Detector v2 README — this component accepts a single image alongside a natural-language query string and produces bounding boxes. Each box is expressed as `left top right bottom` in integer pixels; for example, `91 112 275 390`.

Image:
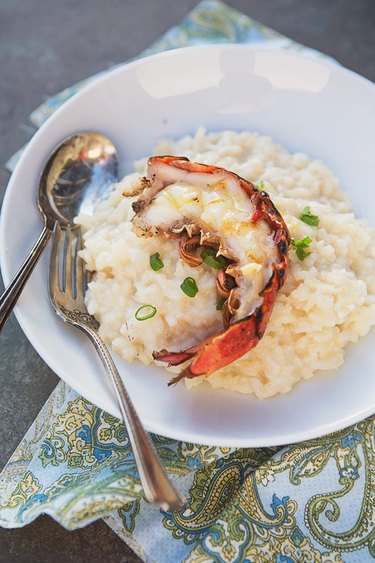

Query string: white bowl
1 45 375 447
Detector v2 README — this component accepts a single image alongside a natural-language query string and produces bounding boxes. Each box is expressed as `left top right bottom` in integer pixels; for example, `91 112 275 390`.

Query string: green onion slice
150 252 164 271
135 304 157 321
290 236 312 249
296 248 312 261
257 180 265 190
291 236 312 261
201 247 227 270
180 277 198 298
216 297 226 311
299 207 320 226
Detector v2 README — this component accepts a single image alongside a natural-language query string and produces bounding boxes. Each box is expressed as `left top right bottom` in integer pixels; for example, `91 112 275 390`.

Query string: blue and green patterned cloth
1 2 374 561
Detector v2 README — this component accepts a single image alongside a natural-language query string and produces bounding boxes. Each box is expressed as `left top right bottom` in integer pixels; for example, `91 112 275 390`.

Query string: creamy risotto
76 129 375 398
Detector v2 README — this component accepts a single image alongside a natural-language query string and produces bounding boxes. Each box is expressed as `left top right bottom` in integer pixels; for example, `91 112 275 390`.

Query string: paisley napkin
1 1 374 561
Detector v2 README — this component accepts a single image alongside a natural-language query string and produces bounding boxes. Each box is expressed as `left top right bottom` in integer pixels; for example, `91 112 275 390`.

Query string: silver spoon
0 132 117 332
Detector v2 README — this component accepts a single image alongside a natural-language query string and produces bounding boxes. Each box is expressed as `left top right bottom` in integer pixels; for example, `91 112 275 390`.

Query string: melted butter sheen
143 181 276 304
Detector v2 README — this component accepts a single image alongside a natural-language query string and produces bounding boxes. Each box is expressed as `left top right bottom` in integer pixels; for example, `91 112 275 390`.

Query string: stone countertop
0 0 374 561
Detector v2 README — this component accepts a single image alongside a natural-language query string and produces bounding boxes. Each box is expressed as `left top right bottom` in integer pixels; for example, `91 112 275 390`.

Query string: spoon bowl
0 132 118 332
40 132 118 228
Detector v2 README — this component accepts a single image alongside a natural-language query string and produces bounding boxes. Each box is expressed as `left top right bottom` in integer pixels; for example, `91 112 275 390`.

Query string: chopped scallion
299 207 320 226
291 236 312 261
180 277 198 298
216 297 226 311
296 248 311 261
290 236 312 249
135 304 157 321
201 247 226 270
150 252 164 271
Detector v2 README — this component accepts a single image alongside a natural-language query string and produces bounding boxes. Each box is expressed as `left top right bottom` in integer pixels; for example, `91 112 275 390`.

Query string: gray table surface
0 0 374 561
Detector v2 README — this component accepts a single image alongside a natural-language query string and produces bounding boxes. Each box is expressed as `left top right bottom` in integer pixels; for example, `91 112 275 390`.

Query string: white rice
76 129 375 398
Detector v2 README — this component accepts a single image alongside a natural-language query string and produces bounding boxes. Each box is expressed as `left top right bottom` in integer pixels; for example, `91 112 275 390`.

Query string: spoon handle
83 324 185 511
0 226 52 332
